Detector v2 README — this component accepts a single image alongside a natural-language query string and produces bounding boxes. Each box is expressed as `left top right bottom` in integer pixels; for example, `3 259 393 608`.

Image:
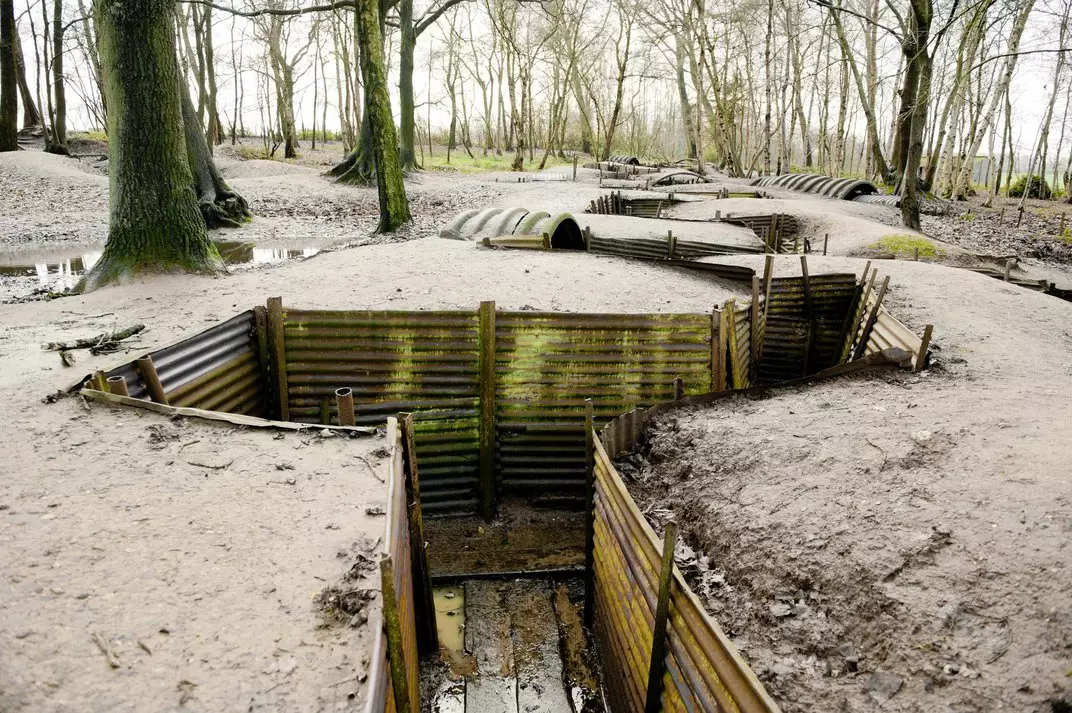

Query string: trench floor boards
433 579 584 713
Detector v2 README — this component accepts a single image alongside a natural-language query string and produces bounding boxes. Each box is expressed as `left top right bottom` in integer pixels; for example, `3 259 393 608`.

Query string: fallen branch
92 631 120 668
187 459 234 470
44 324 146 355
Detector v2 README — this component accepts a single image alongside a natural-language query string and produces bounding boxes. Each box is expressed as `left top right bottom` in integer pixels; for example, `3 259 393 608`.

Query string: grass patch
869 234 945 258
421 151 575 174
234 145 276 161
71 130 108 142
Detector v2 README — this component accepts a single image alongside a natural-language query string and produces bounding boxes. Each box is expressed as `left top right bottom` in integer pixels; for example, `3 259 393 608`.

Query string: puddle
433 585 465 653
0 240 321 293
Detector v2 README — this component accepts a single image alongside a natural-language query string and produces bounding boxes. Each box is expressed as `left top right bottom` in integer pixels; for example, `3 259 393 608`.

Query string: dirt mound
219 158 321 179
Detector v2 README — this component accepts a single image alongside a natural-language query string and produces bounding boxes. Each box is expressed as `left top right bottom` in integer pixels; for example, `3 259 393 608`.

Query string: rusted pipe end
106 375 129 397
336 387 356 427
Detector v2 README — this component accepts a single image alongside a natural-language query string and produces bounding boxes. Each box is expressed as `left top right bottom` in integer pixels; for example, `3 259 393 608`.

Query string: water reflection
0 240 320 291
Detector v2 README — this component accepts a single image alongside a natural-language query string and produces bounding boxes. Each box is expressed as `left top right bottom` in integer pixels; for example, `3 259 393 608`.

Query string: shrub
1008 174 1052 199
868 234 945 258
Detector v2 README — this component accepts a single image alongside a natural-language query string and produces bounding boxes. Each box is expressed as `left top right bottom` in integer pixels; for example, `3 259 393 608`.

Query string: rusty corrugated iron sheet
439 207 584 249
592 437 780 712
104 311 266 416
757 274 860 383
282 309 481 512
495 311 714 495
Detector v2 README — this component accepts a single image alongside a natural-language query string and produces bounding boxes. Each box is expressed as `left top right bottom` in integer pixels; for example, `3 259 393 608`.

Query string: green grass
421 151 575 174
72 130 108 142
868 234 945 258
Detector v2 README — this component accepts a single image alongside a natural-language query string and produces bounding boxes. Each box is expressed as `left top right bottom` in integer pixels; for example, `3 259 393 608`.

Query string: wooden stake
643 520 679 713
477 301 497 521
136 356 168 405
583 400 595 631
800 256 814 376
252 305 273 416
852 276 891 361
673 377 684 401
572 155 578 181
266 297 290 421
913 247 919 261
823 233 829 256
666 230 676 259
380 556 414 713
1004 259 1013 282
750 275 761 383
711 306 726 392
915 325 934 372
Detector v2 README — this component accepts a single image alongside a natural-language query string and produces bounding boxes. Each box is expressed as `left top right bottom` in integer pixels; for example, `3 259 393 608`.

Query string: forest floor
0 141 1069 712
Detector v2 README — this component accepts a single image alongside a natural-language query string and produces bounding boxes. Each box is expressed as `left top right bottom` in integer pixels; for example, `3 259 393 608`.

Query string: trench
77 264 931 712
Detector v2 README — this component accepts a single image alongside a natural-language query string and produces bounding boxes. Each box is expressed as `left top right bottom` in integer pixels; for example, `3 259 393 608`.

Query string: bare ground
0 148 1070 712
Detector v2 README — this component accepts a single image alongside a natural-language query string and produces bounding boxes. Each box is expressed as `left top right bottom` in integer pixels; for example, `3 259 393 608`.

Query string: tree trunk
82 0 224 291
47 0 67 153
0 0 16 150
13 32 42 128
355 0 409 231
180 86 250 229
951 0 1035 197
900 0 932 231
398 0 417 171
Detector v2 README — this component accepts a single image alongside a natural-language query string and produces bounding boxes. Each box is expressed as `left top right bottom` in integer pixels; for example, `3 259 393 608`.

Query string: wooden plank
399 413 438 654
750 276 761 383
252 305 272 415
800 256 814 375
464 581 518 713
477 301 497 521
266 297 290 421
506 583 572 713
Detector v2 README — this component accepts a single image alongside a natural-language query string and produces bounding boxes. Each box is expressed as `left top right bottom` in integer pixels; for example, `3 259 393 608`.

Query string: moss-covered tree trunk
355 0 409 231
180 85 251 228
0 0 17 151
81 0 223 291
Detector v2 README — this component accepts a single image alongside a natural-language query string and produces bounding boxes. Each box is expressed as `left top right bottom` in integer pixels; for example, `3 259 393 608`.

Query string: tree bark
180 86 250 228
355 0 409 231
398 0 417 171
47 0 67 153
82 0 224 291
0 0 16 150
900 0 932 231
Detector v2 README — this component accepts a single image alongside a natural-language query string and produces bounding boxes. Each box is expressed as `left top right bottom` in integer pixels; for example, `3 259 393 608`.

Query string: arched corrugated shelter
608 154 641 166
757 173 878 200
439 207 585 250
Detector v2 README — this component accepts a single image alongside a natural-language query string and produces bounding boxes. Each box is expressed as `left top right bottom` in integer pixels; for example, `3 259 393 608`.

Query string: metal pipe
335 387 355 426
106 375 129 397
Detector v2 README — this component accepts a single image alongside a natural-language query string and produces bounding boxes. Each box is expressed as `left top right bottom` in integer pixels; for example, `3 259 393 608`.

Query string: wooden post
723 300 739 389
673 377 684 401
583 226 592 251
750 275 761 383
136 356 168 405
915 325 934 372
1004 259 1013 282
852 276 891 360
573 155 578 181
666 230 675 259
380 556 414 713
399 413 439 653
478 301 497 521
999 205 1005 224
319 398 331 425
583 400 596 631
823 233 829 256
710 306 726 391
252 305 273 416
800 256 814 376
266 297 290 421
336 387 355 426
913 247 919 261
643 520 679 713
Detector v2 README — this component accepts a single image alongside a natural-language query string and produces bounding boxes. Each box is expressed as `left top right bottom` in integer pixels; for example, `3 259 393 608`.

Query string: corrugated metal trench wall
591 431 780 712
103 311 267 415
98 278 929 516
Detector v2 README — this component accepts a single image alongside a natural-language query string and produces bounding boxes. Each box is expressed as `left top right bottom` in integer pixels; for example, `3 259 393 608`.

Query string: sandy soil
622 255 1072 713
1 147 1070 712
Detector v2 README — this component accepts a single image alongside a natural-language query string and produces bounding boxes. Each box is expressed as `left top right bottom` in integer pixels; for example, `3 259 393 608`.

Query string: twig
865 438 888 470
187 459 234 470
177 440 201 453
43 324 146 354
354 455 385 483
92 631 120 668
